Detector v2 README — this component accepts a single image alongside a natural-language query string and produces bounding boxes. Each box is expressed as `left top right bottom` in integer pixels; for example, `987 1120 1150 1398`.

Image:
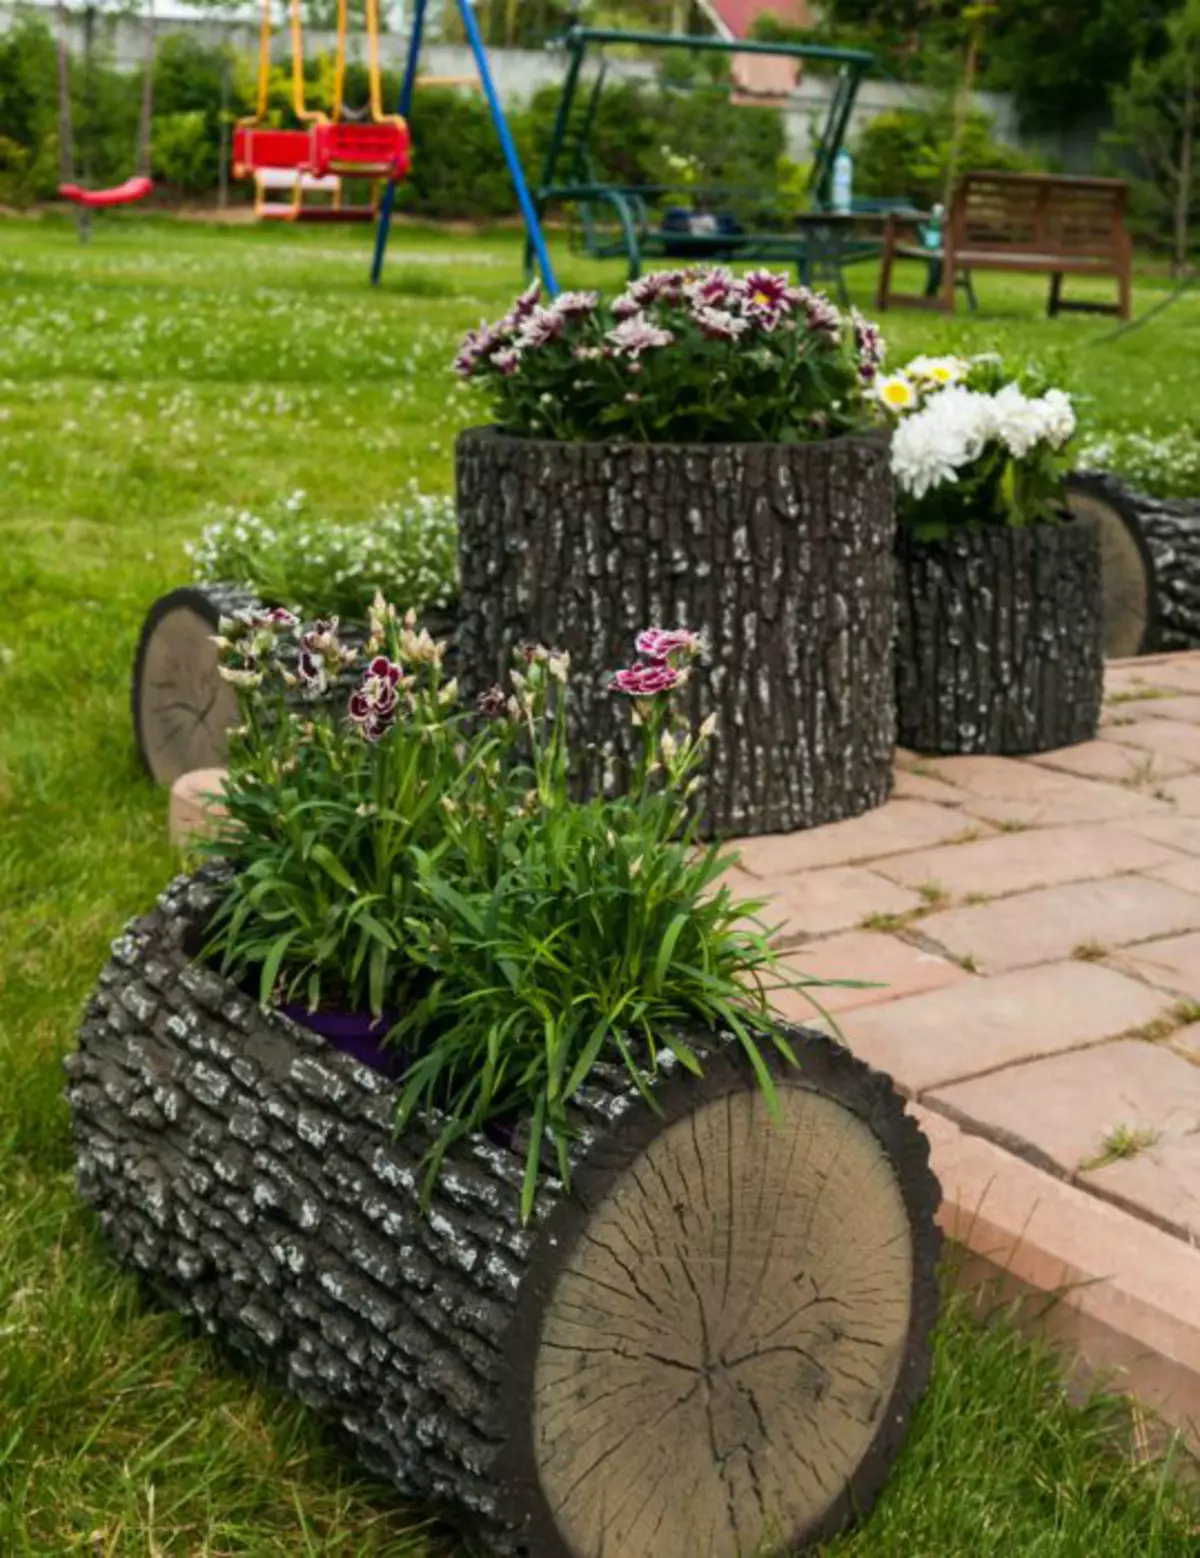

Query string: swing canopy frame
529 25 892 292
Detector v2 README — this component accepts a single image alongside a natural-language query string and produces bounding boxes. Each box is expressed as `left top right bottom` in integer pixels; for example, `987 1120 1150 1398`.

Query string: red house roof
705 0 814 40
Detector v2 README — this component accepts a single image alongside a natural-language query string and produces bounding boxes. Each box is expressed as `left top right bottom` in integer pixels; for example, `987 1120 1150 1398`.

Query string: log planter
67 871 942 1558
456 428 897 838
894 516 1105 756
131 585 460 786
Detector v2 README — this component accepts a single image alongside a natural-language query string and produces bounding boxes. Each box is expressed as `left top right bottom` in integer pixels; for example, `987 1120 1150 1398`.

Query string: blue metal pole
370 0 427 286
457 0 558 295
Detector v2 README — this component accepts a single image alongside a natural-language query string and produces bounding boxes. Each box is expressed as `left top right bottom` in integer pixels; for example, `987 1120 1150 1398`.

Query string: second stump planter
894 516 1105 756
456 428 897 838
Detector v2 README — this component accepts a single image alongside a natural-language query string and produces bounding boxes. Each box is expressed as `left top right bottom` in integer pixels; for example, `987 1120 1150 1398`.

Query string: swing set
55 0 155 212
232 0 412 222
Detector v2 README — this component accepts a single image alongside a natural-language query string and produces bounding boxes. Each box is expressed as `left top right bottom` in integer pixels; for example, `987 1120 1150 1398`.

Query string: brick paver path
734 656 1200 1249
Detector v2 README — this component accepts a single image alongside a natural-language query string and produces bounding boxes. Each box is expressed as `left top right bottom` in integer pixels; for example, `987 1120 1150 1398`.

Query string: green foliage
458 270 883 444
152 109 216 193
1109 0 1200 273
206 615 813 1220
186 489 458 619
853 105 1039 207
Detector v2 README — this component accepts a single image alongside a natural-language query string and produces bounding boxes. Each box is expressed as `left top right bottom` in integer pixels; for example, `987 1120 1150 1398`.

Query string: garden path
733 653 1200 1457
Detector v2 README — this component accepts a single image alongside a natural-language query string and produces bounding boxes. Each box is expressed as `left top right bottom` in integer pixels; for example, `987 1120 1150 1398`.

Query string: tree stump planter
455 428 897 838
67 872 942 1557
894 517 1105 756
132 586 460 786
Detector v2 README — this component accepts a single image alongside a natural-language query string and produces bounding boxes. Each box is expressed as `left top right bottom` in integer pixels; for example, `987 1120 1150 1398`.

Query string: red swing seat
59 176 153 209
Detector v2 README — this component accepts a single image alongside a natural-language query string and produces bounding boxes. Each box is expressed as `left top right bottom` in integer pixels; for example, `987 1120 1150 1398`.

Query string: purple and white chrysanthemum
550 290 600 320
453 320 506 380
741 270 791 313
691 306 749 342
851 307 886 382
686 267 736 308
503 281 541 329
517 307 567 350
610 295 642 321
606 314 675 357
628 270 687 307
491 347 521 376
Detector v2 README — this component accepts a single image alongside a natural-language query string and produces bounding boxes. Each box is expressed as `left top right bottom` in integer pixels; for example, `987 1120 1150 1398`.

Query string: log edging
67 870 942 1555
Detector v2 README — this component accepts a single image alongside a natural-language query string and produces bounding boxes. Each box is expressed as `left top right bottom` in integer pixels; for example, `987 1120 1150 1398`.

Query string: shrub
853 106 1040 208
454 268 885 444
152 110 216 195
205 605 824 1216
185 489 458 620
1076 427 1200 500
878 354 1077 539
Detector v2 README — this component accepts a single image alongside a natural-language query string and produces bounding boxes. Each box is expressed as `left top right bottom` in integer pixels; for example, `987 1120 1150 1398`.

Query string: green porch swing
528 25 928 299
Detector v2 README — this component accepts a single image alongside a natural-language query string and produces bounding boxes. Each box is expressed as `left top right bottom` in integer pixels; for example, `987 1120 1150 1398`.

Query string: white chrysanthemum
1038 387 1077 451
891 387 996 498
876 373 918 414
992 382 1051 459
905 354 970 387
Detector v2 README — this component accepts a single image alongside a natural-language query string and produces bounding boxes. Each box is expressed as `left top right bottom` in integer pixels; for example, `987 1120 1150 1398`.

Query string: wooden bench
877 172 1133 319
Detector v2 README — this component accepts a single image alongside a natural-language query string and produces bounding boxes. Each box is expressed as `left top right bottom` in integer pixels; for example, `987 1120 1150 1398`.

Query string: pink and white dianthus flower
611 661 681 697
636 627 704 663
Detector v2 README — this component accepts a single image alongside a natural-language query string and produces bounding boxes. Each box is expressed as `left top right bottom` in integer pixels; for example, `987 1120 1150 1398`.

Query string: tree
816 0 1177 123
1111 0 1200 272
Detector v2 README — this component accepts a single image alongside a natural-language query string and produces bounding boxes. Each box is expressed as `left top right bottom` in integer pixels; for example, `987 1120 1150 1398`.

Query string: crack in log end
528 1086 926 1557
456 430 897 837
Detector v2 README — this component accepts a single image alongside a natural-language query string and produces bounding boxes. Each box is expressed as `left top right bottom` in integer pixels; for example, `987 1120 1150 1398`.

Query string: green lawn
2 212 1198 1555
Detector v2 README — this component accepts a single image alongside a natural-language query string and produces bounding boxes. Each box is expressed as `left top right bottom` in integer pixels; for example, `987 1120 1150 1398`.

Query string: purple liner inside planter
280 1003 408 1079
280 1003 518 1150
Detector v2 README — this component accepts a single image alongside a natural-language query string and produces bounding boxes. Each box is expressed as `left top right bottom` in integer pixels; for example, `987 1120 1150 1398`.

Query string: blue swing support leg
371 0 559 294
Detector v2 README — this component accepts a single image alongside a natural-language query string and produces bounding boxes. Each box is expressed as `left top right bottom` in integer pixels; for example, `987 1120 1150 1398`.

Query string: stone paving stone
918 875 1200 973
1150 857 1200 895
927 1039 1200 1179
1029 740 1191 786
1126 813 1200 856
1103 694 1200 725
772 930 966 1021
1174 1023 1200 1062
921 754 1170 826
1114 929 1200 1002
747 867 924 942
916 1102 1200 1458
731 799 975 877
1079 1133 1200 1243
1106 655 1200 696
875 823 1180 902
1104 718 1200 765
891 769 966 806
1155 774 1200 815
833 961 1172 1096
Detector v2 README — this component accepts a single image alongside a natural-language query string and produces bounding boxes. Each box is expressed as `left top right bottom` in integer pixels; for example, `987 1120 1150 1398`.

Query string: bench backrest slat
952 172 1128 259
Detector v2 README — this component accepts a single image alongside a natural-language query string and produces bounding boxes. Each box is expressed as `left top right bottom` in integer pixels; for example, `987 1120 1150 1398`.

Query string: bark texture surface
894 518 1105 756
67 872 941 1557
456 429 897 838
132 585 460 786
1069 471 1200 652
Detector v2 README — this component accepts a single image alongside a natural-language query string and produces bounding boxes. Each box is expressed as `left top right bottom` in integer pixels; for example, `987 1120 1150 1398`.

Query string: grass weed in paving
1 213 1198 1552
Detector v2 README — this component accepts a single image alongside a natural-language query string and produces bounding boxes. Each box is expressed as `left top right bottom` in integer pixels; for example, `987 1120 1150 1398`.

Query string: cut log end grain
68 872 941 1557
132 585 253 786
518 1088 915 1558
